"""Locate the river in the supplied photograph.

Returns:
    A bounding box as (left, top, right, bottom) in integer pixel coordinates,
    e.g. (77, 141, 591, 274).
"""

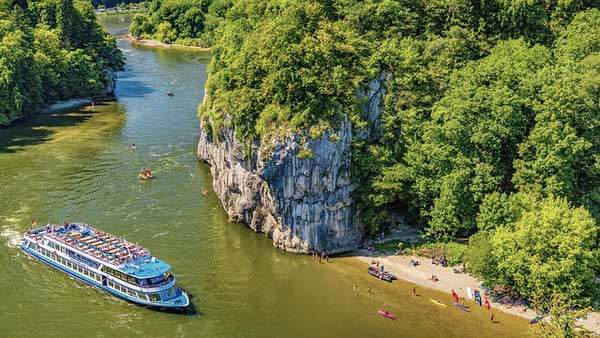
(0, 15, 532, 338)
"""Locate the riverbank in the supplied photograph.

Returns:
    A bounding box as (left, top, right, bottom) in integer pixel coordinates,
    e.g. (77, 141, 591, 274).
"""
(1, 98, 103, 128)
(41, 98, 94, 114)
(95, 9, 146, 16)
(125, 35, 211, 52)
(354, 251, 600, 334)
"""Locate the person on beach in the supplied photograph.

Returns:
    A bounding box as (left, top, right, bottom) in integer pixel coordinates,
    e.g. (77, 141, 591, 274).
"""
(354, 283, 358, 292)
(490, 312, 495, 322)
(412, 287, 416, 296)
(376, 261, 380, 268)
(367, 284, 371, 294)
(452, 289, 459, 303)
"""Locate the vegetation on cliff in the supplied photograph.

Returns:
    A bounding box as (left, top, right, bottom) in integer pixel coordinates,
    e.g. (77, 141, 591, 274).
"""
(0, 0, 124, 126)
(196, 0, 600, 308)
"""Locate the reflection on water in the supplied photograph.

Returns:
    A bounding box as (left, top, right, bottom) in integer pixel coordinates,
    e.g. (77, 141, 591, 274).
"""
(0, 15, 533, 338)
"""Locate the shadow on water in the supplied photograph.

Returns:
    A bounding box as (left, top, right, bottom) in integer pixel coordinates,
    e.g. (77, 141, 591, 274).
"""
(0, 110, 95, 154)
(114, 78, 156, 98)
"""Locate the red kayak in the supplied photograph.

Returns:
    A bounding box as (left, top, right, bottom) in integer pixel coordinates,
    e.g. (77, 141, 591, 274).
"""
(378, 310, 396, 319)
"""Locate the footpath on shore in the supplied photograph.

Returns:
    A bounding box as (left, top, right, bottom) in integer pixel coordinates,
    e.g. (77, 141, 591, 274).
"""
(354, 251, 600, 334)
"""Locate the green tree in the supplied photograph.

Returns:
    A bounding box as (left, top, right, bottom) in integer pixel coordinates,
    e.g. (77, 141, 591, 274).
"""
(405, 39, 550, 238)
(474, 196, 598, 304)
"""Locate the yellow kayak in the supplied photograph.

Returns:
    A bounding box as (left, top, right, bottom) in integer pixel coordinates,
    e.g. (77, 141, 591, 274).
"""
(430, 299, 448, 307)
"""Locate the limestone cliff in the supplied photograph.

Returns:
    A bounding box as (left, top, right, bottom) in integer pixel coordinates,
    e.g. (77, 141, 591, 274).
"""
(198, 76, 386, 254)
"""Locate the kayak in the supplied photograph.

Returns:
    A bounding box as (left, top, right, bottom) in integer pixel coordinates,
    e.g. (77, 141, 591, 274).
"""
(378, 311, 396, 319)
(367, 266, 393, 282)
(429, 299, 448, 307)
(453, 302, 471, 312)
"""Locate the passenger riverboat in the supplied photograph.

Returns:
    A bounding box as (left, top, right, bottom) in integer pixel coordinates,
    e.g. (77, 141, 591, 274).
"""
(20, 222, 191, 312)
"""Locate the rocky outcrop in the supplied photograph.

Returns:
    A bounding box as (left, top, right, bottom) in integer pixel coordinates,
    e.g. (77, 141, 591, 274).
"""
(198, 116, 359, 254)
(103, 69, 117, 96)
(354, 72, 387, 141)
(198, 75, 387, 254)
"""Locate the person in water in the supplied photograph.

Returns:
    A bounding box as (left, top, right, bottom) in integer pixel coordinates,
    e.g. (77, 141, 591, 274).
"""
(130, 143, 136, 150)
(139, 168, 153, 179)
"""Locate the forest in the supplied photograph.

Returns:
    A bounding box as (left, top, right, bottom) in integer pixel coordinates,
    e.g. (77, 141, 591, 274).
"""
(0, 0, 124, 126)
(193, 0, 600, 310)
(129, 0, 230, 47)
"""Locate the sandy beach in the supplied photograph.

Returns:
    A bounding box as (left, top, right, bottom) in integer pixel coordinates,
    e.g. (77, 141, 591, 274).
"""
(355, 252, 600, 334)
(41, 98, 93, 114)
(125, 35, 211, 52)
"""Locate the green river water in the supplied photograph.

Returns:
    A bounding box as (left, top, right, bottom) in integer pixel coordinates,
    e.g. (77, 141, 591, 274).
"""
(0, 15, 532, 338)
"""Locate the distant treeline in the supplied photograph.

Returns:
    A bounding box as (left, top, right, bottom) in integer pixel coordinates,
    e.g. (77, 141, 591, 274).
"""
(0, 0, 124, 126)
(129, 0, 231, 48)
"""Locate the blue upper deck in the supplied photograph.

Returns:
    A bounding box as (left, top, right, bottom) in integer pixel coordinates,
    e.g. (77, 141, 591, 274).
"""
(122, 256, 171, 278)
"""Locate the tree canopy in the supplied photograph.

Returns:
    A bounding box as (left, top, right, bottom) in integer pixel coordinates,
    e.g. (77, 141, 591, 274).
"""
(0, 0, 124, 126)
(129, 0, 231, 47)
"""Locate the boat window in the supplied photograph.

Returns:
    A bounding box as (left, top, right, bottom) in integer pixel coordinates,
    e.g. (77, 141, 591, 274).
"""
(148, 294, 160, 302)
(127, 276, 136, 284)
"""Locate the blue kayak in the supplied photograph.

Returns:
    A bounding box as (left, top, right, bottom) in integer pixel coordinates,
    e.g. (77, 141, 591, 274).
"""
(453, 302, 471, 313)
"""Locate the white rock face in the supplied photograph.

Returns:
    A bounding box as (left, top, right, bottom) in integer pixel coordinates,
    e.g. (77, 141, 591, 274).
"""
(198, 116, 359, 253)
(198, 76, 386, 254)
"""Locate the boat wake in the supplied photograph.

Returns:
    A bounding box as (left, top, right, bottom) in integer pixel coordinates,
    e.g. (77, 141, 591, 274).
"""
(0, 228, 22, 248)
(152, 231, 169, 238)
